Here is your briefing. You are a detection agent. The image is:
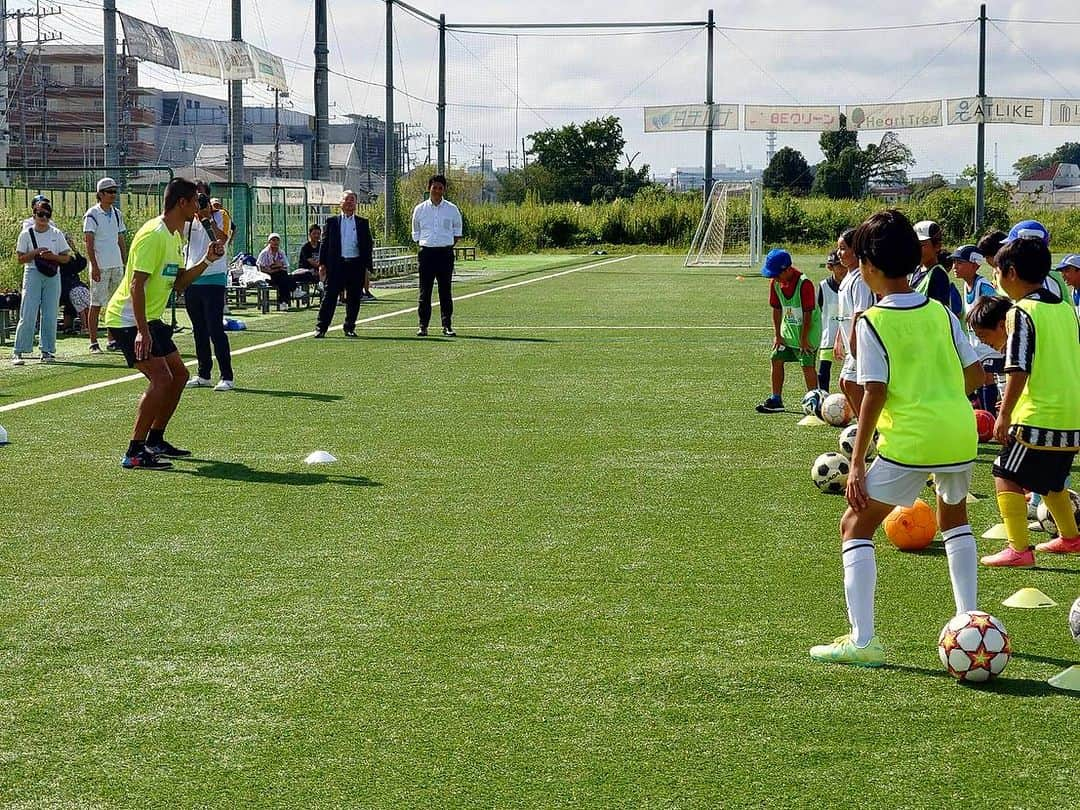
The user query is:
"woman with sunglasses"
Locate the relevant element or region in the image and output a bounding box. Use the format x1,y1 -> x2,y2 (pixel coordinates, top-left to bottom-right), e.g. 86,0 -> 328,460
12,201 -> 72,365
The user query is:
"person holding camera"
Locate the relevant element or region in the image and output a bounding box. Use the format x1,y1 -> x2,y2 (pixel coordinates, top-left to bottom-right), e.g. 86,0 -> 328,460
11,199 -> 72,365
183,192 -> 234,391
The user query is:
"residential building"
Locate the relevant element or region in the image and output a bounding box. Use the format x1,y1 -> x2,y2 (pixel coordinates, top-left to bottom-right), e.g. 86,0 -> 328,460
1017,162 -> 1080,195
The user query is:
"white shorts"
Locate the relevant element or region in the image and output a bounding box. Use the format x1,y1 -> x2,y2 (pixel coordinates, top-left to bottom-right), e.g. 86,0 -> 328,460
90,266 -> 124,307
865,457 -> 973,507
839,354 -> 858,383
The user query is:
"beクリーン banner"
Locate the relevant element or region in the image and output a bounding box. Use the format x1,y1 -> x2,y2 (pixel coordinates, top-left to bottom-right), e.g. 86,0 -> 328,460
743,105 -> 841,132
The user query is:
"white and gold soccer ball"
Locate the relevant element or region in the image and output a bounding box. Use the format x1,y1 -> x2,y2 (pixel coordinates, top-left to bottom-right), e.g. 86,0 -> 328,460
820,393 -> 852,427
938,611 -> 1011,683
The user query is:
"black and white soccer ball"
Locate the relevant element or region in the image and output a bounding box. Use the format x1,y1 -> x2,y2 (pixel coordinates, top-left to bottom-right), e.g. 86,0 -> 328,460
811,452 -> 849,494
1035,490 -> 1080,536
838,424 -> 877,461
801,388 -> 827,417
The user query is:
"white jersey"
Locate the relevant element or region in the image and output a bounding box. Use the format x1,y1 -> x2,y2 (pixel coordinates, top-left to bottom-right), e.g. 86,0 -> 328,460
837,267 -> 875,354
818,276 -> 842,349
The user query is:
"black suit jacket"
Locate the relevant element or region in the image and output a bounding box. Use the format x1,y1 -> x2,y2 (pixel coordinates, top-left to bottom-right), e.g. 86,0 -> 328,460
321,214 -> 374,275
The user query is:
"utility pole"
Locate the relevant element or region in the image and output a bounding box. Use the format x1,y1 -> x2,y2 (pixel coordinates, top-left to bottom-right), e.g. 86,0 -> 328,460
437,13 -> 446,174
426,133 -> 432,166
313,0 -> 329,180
975,3 -> 987,233
384,0 -> 395,242
479,142 -> 487,202
228,0 -> 244,184
0,0 -> 9,179
103,0 -> 119,168
272,87 -> 281,177
704,8 -> 715,200
9,5 -> 60,174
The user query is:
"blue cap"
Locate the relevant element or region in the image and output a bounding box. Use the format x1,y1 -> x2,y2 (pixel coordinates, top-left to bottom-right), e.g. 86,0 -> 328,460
1002,220 -> 1050,246
761,248 -> 793,278
1055,254 -> 1080,272
948,245 -> 984,264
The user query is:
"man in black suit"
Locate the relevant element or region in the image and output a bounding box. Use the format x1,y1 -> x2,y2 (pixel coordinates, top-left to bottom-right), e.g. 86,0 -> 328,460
316,190 -> 373,338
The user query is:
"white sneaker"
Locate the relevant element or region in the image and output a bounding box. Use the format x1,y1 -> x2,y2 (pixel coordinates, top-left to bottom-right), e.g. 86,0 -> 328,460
291,289 -> 306,299
278,303 -> 290,311
11,353 -> 25,366
213,379 -> 235,392
186,376 -> 212,388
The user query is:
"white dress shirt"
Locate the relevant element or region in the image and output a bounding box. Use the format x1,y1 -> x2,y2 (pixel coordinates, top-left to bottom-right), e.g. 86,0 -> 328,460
340,215 -> 359,259
411,199 -> 462,247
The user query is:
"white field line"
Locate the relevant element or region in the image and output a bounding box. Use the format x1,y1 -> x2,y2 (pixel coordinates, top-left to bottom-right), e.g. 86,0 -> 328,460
349,325 -> 770,330
0,255 -> 635,414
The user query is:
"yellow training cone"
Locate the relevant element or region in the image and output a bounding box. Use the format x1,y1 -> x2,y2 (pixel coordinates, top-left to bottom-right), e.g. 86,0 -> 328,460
798,414 -> 827,426
981,523 -> 1010,540
1002,588 -> 1057,609
965,493 -> 982,504
1048,666 -> 1080,693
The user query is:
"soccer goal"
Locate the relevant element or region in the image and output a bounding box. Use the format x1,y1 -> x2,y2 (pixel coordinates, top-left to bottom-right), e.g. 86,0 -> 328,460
685,180 -> 763,267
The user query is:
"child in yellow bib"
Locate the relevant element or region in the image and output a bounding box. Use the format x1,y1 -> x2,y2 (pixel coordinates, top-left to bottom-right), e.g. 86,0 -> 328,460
809,210 -> 985,669
970,236 -> 1080,567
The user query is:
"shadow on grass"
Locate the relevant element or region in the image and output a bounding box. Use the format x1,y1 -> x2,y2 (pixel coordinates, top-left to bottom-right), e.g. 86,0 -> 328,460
238,388 -> 344,402
348,334 -> 553,344
1012,651 -> 1078,668
886,662 -> 1067,697
175,458 -> 380,487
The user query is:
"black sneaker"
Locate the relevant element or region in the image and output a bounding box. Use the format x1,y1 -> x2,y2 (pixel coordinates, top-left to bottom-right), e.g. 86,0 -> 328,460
362,291 -> 377,301
344,329 -> 358,338
313,329 -> 327,339
106,340 -> 119,352
442,327 -> 456,337
121,450 -> 173,470
416,327 -> 428,337
145,439 -> 192,458
755,395 -> 784,414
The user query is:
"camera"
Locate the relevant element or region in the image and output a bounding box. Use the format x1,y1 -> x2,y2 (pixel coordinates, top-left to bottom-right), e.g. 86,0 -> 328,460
197,193 -> 211,210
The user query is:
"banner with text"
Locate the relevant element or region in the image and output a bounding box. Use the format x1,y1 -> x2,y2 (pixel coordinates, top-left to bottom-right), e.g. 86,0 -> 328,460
643,104 -> 738,132
744,105 -> 840,131
248,45 -> 289,93
947,97 -> 1045,125
218,41 -> 257,81
119,13 -> 179,70
844,101 -> 942,130
171,32 -> 224,79
1049,100 -> 1080,126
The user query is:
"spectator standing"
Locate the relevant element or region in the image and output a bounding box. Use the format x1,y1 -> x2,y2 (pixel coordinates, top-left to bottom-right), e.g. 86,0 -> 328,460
316,190 -> 374,338
11,200 -> 71,365
184,193 -> 234,391
412,174 -> 463,337
83,177 -> 128,354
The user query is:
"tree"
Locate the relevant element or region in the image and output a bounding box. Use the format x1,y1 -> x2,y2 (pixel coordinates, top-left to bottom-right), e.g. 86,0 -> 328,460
763,146 -> 812,195
527,115 -> 628,203
1013,142 -> 1080,178
819,114 -> 858,162
861,132 -> 914,186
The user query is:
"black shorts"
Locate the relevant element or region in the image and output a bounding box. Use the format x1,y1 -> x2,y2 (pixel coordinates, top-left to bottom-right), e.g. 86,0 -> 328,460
108,320 -> 178,368
992,439 -> 1076,495
982,356 -> 1005,374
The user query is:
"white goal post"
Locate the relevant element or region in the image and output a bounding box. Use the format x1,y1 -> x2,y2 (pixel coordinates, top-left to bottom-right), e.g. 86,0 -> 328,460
685,180 -> 763,267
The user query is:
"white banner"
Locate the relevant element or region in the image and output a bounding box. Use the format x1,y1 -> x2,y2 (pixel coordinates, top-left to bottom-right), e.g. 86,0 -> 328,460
845,101 -> 942,130
248,45 -> 289,92
947,97 -> 1044,125
1049,100 -> 1080,126
744,105 -> 840,131
119,13 -> 180,70
643,104 -> 738,132
172,32 -> 223,79
218,40 -> 257,81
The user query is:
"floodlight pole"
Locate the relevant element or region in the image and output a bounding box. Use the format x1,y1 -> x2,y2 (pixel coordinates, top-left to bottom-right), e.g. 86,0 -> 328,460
385,0 -> 395,242
314,0 -> 330,180
975,3 -> 987,233
229,0 -> 244,184
102,0 -> 120,168
438,13 -> 446,174
704,9 -> 714,200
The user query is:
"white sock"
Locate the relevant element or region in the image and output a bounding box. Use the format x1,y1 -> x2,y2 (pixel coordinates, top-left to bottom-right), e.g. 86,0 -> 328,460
942,524 -> 978,614
842,539 -> 876,647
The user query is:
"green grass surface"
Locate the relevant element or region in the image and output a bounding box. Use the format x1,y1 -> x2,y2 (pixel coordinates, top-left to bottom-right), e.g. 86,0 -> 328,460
1,254 -> 1078,808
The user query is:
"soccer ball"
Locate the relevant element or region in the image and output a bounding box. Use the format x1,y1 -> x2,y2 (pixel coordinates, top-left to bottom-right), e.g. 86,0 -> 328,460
974,409 -> 995,443
811,452 -> 849,494
883,498 -> 937,551
938,611 -> 1011,683
1069,597 -> 1080,644
1035,490 -> 1080,535
820,393 -> 852,427
838,424 -> 877,461
801,388 -> 827,417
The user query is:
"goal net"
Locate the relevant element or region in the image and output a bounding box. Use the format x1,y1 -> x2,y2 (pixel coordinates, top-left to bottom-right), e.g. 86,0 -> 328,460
685,181 -> 763,267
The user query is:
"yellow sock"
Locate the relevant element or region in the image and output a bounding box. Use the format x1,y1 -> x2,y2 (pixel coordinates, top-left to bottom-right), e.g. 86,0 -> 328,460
997,491 -> 1030,551
1042,490 -> 1079,538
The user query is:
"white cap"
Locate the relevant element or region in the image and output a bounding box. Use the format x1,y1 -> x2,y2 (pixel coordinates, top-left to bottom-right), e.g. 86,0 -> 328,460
0,424 -> 8,444
96,177 -> 118,192
913,220 -> 940,241
268,232 -> 281,242
210,197 -> 222,205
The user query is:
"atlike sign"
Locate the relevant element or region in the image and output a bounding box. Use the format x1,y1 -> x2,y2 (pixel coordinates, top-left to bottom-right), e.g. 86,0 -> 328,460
947,97 -> 1045,125
643,104 -> 739,132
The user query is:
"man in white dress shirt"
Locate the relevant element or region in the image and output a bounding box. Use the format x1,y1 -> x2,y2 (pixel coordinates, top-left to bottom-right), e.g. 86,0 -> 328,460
411,174 -> 463,337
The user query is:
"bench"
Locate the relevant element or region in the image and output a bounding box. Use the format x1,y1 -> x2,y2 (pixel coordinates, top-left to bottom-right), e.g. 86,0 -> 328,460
0,309 -> 13,345
454,245 -> 477,261
372,246 -> 419,280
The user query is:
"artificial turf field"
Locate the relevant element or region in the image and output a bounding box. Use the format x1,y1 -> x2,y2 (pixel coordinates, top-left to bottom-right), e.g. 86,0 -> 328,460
1,253 -> 1078,807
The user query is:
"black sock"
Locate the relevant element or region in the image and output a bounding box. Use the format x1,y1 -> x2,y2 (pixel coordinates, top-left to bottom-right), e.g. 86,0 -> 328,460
147,428 -> 165,446
127,439 -> 145,457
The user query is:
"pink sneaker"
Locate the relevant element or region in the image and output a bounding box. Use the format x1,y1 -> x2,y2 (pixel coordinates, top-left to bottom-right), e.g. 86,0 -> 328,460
1034,536 -> 1080,554
980,546 -> 1036,567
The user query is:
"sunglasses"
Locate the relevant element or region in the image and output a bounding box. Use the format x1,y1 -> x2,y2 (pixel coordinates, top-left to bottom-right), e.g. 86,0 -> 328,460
101,188 -> 118,194
34,210 -> 51,219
